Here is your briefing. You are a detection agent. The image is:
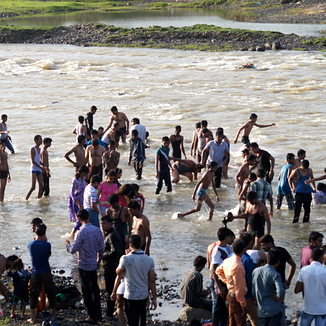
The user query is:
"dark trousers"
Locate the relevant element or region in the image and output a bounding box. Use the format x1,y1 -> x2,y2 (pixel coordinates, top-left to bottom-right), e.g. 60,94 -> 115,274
213,294 -> 229,326
258,311 -> 282,326
294,192 -> 312,222
214,167 -> 223,188
156,170 -> 172,194
42,173 -> 50,196
227,293 -> 246,326
104,268 -> 116,317
133,161 -> 143,180
30,272 -> 56,309
79,268 -> 102,321
124,298 -> 148,326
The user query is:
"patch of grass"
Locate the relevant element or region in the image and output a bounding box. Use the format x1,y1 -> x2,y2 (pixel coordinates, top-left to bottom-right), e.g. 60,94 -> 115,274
150,2 -> 168,8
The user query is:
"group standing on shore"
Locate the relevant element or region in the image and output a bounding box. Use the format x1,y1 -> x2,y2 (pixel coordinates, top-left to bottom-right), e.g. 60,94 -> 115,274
0,108 -> 325,326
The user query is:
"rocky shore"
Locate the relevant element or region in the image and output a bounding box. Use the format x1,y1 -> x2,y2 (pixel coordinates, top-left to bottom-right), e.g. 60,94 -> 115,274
0,24 -> 325,51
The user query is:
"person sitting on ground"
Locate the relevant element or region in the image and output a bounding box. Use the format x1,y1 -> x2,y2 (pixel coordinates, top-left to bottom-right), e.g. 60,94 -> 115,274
181,256 -> 212,311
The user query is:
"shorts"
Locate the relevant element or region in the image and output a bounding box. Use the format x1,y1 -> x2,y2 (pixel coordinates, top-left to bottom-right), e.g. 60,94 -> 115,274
117,278 -> 125,295
197,188 -> 206,199
32,171 -> 42,175
178,162 -> 190,174
116,127 -> 127,137
241,136 -> 250,145
10,294 -> 29,307
0,170 -> 8,179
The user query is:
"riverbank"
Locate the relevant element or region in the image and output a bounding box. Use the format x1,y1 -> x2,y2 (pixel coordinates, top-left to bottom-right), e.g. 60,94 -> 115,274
0,24 -> 325,51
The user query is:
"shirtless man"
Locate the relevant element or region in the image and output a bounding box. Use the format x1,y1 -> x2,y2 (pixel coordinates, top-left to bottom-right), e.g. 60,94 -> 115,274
293,149 -> 306,169
102,122 -> 120,147
85,139 -> 106,180
64,135 -> 87,171
172,159 -> 202,183
0,141 -> 11,202
127,200 -> 151,255
41,138 -> 52,197
73,116 -> 87,141
234,113 -> 275,145
105,106 -> 129,144
178,161 -> 219,221
103,141 -> 120,173
170,125 -> 187,159
190,122 -> 201,158
193,121 -> 214,163
26,135 -> 46,200
217,127 -> 230,179
106,194 -> 132,249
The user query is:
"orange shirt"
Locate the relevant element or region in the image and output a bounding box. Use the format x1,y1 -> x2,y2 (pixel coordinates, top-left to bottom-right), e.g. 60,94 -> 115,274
216,254 -> 247,307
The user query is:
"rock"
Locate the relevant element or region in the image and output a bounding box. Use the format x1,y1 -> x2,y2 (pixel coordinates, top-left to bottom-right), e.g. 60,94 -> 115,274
256,45 -> 266,51
178,305 -> 212,322
272,41 -> 281,50
240,47 -> 248,51
264,42 -> 272,49
248,46 -> 256,51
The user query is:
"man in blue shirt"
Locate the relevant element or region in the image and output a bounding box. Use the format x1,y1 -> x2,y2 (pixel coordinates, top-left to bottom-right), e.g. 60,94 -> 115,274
28,224 -> 56,324
252,248 -> 285,326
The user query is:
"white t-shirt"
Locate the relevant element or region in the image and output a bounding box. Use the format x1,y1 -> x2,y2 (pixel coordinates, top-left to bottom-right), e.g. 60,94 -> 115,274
204,140 -> 229,167
298,261 -> 326,315
210,244 -> 233,272
131,124 -> 146,143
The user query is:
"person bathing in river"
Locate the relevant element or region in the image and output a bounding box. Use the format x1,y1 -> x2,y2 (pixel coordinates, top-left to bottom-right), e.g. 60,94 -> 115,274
170,125 -> 187,159
171,159 -> 202,183
234,113 -> 276,146
0,114 -> 15,154
178,161 -> 219,221
0,140 -> 11,202
105,106 -> 129,144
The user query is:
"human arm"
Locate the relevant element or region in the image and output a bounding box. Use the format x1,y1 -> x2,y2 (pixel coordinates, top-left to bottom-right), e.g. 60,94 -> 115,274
309,169 -> 316,191
85,147 -> 90,166
155,155 -> 159,178
294,280 -> 303,294
289,169 -> 298,192
180,136 -> 187,159
124,114 -> 129,135
148,269 -> 157,310
143,218 -> 151,256
261,203 -> 271,234
285,258 -> 296,289
191,132 -> 198,157
254,122 -> 276,128
305,174 -> 326,184
234,124 -> 245,144
110,266 -> 125,301
273,272 -> 285,301
64,147 -> 78,167
268,154 -> 275,181
200,147 -> 209,166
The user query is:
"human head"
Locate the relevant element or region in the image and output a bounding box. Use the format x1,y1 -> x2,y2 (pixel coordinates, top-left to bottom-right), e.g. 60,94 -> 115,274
208,161 -> 218,171
201,120 -> 208,128
232,239 -> 246,256
129,234 -> 141,250
131,183 -> 139,195
77,135 -> 86,145
308,231 -> 324,248
92,139 -> 99,147
108,193 -> 119,205
131,118 -> 140,125
43,137 -> 52,146
12,258 -> 24,271
297,149 -> 306,159
6,255 -> 19,269
286,153 -> 295,164
260,234 -> 275,252
217,127 -> 224,135
115,168 -> 122,179
76,165 -> 89,179
131,129 -> 139,139
247,154 -> 256,165
1,114 -> 7,121
247,191 -> 258,205
249,142 -> 259,153
241,148 -> 249,158
90,175 -> 101,187
34,135 -> 42,145
317,183 -> 326,192
77,209 -> 89,221
31,217 -> 43,233
175,125 -> 181,135
111,106 -> 118,113
98,127 -> 104,137
106,169 -> 117,183
248,172 -> 257,182
90,105 -> 97,114
267,248 -> 281,266
113,122 -> 120,129
36,224 -> 47,236
127,200 -> 140,216
193,256 -> 207,269
195,122 -> 201,129
311,248 -> 324,263
257,169 -> 266,178
100,215 -> 113,232
78,115 -> 84,124
91,130 -> 99,139
239,232 -> 254,250
162,136 -> 170,148
250,113 -> 258,121
217,227 -> 235,243
109,141 -> 116,151
301,159 -> 309,169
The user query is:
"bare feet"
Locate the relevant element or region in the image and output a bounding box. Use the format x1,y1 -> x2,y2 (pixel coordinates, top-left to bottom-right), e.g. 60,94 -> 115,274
27,318 -> 35,324
177,213 -> 184,218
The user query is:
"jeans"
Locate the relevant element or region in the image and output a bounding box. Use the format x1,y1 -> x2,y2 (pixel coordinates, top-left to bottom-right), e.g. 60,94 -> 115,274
79,268 -> 102,321
104,267 -> 117,317
258,312 -> 282,326
276,193 -> 295,210
42,173 -> 50,196
133,161 -> 143,180
300,311 -> 326,326
294,192 -> 312,222
124,298 -> 148,326
86,208 -> 100,228
3,137 -> 14,154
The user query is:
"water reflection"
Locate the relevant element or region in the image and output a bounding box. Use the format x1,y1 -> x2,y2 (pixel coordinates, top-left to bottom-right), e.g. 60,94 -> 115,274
0,8 -> 325,36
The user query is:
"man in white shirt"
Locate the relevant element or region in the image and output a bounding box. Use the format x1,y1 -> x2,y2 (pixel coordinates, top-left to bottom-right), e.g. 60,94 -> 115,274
130,118 -> 146,143
294,248 -> 326,326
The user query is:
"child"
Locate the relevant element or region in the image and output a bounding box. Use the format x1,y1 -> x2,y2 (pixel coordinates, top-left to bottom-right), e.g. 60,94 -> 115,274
7,259 -> 31,319
132,184 -> 145,212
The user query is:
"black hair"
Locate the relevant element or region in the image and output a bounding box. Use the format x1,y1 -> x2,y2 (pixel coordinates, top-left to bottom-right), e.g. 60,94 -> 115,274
77,135 -> 86,144
195,122 -> 201,129
131,183 -> 139,192
91,130 -> 98,135
108,193 -> 119,204
247,154 -> 256,162
7,255 -> 19,262
250,113 -> 258,119
217,227 -> 235,241
162,136 -> 169,142
129,234 -> 141,249
90,105 -> 97,111
132,118 -> 140,124
267,248 -> 281,265
301,159 -> 309,169
309,231 -> 324,242
101,215 -> 113,224
311,248 -> 324,262
193,255 -> 207,267
249,172 -> 257,181
260,234 -> 275,245
1,114 -> 7,119
239,232 -> 253,248
78,115 -> 84,123
127,200 -> 140,210
34,135 -> 42,142
257,169 -> 266,178
241,148 -> 249,155
297,149 -> 306,157
111,106 -> 118,112
131,129 -> 138,136
286,153 -> 295,161
43,137 -> 52,144
208,161 -> 218,169
232,239 -> 246,255
31,217 -> 43,225
175,125 -> 181,130
247,191 -> 258,203
75,165 -> 89,179
13,258 -> 24,271
77,209 -> 89,221
90,175 -> 101,184
92,139 -> 99,147
201,120 -> 208,127
249,142 -> 258,149
36,224 -> 47,236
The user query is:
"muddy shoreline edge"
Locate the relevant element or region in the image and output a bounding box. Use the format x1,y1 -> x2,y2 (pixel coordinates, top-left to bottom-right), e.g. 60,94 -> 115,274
0,23 -> 325,51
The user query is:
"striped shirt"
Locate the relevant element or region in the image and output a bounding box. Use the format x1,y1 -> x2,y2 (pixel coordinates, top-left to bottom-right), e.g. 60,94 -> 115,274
66,223 -> 104,271
83,184 -> 98,209
180,268 -> 204,307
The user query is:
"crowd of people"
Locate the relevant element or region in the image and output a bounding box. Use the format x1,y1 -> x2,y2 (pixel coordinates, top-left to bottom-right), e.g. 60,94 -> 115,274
0,107 -> 326,326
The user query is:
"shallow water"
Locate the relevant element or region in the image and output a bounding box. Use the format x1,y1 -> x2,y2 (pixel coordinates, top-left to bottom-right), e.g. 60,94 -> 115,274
0,44 -> 325,320
0,8 -> 325,36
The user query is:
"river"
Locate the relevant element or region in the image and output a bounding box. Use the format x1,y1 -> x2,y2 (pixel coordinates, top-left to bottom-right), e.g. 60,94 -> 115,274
0,44 -> 325,320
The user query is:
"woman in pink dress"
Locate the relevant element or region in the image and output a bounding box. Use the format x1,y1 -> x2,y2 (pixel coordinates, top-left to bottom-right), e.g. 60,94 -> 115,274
98,170 -> 118,216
